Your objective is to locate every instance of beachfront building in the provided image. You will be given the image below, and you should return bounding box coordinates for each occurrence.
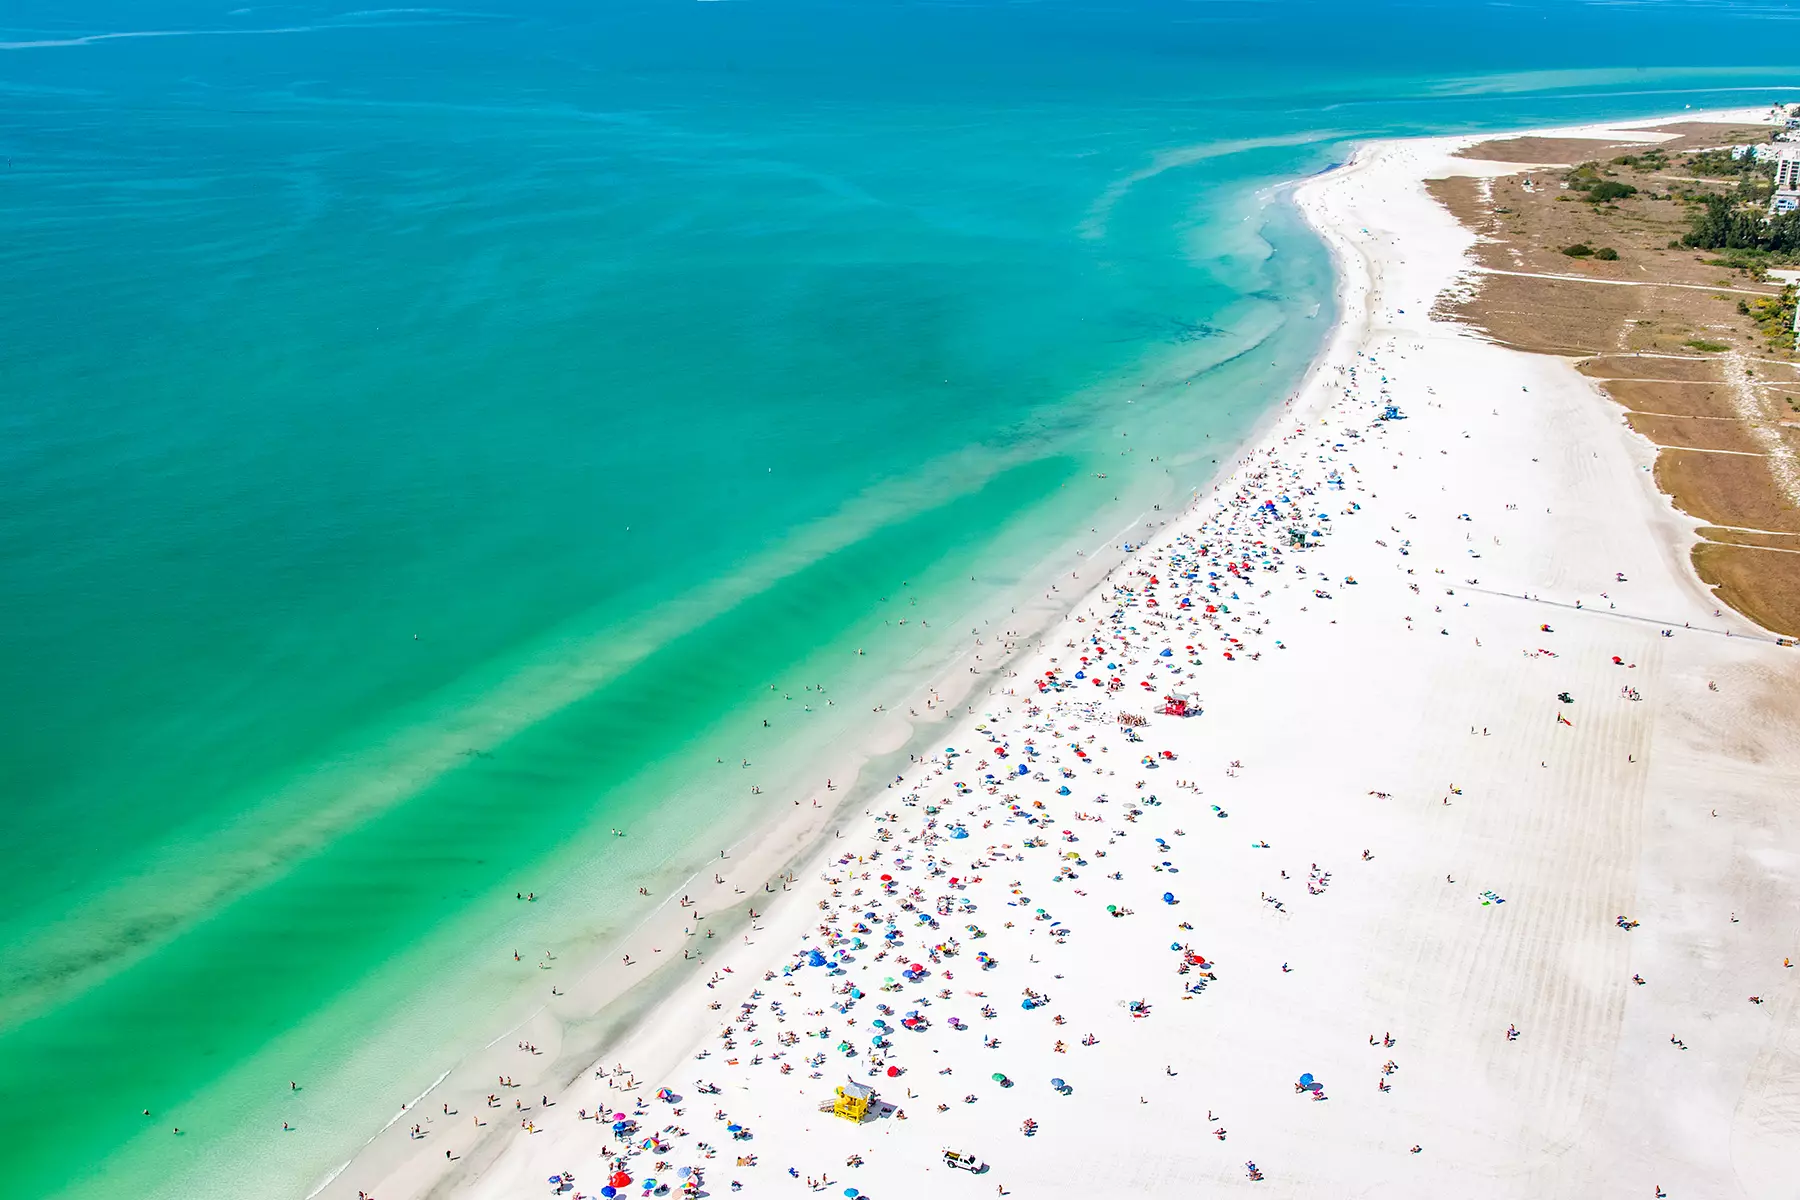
[1776,146,1800,190]
[1770,147,1800,213]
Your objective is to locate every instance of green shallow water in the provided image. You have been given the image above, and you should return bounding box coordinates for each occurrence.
[2,0,1797,1193]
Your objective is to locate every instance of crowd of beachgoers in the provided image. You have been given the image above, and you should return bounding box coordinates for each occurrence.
[333,112,1800,1200]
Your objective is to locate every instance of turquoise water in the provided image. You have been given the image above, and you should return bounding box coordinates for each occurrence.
[0,1,1795,1194]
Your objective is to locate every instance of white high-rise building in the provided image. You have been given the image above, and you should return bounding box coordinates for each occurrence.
[1776,146,1800,191]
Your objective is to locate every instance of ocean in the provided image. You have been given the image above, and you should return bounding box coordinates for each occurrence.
[0,1,1792,1194]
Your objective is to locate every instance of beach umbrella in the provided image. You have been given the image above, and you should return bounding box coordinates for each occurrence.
[601,1189,616,1199]
[1163,892,1176,904]
[993,1072,1007,1081]
[726,1124,742,1133]
[846,1190,861,1198]
[677,1167,692,1179]
[887,1066,901,1077]
[611,1172,633,1188]
[1051,1078,1066,1090]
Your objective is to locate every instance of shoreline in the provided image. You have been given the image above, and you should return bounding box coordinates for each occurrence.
[334,107,1800,1200]
[297,297,1305,1200]
[301,174,1342,1200]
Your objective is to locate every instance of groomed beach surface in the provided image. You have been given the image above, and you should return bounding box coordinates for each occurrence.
[333,109,1800,1200]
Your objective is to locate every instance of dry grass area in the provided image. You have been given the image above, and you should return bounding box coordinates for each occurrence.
[1626,412,1765,453]
[1654,450,1800,533]
[1455,136,1659,165]
[1433,260,1639,356]
[1698,524,1800,550]
[1693,541,1800,635]
[1579,359,1729,385]
[1599,379,1740,418]
[1617,122,1778,150]
[1454,125,1772,164]
[1429,122,1800,634]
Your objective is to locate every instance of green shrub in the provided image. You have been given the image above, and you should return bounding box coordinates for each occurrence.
[1563,243,1594,257]
[1743,284,1798,348]
[1586,181,1638,203]
[1685,338,1730,352]
[1594,247,1619,261]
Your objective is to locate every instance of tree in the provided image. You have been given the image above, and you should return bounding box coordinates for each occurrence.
[1682,193,1800,253]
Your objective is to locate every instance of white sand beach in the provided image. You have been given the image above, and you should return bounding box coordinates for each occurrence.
[331,111,1800,1200]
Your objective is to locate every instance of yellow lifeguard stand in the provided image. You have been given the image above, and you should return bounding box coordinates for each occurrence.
[832,1080,875,1122]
